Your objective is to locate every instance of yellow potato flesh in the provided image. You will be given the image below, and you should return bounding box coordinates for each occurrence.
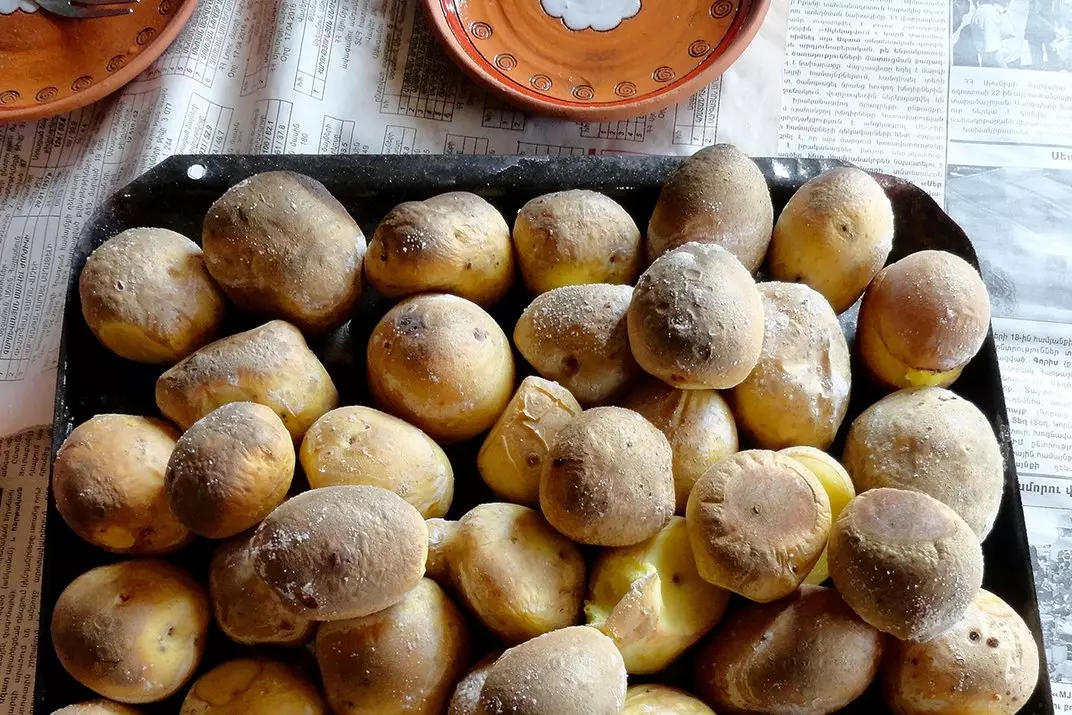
[780,446,854,585]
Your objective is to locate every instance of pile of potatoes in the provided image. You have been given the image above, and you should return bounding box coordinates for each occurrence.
[51,146,1041,715]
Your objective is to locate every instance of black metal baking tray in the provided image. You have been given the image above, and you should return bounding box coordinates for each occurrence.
[38,154,1052,714]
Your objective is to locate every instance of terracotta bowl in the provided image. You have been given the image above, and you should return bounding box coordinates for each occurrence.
[424,0,770,121]
[0,0,196,122]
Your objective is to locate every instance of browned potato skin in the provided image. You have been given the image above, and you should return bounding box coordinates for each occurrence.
[179,658,326,714]
[623,380,738,513]
[367,294,515,444]
[50,560,209,704]
[79,228,225,364]
[300,406,454,518]
[623,685,714,714]
[51,701,143,715]
[477,377,582,506]
[828,488,984,641]
[476,626,627,715]
[53,414,189,555]
[647,144,773,271]
[202,170,365,333]
[540,406,675,547]
[250,485,428,621]
[155,319,339,441]
[316,579,470,715]
[514,283,640,405]
[448,653,501,715]
[883,589,1040,715]
[209,532,316,646]
[694,585,885,715]
[367,192,514,307]
[513,190,642,294]
[166,402,294,539]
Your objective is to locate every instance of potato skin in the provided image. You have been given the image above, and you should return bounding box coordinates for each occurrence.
[513,190,642,294]
[300,406,454,518]
[623,379,738,513]
[514,283,640,405]
[882,589,1040,715]
[628,242,765,390]
[79,228,225,364]
[623,685,714,715]
[53,414,189,555]
[50,560,209,704]
[179,658,326,714]
[166,402,294,539]
[477,377,582,506]
[367,294,515,444]
[250,485,427,621]
[540,406,675,546]
[732,282,851,450]
[315,579,470,715]
[209,532,316,646]
[50,701,143,715]
[694,585,885,715]
[202,170,365,333]
[155,319,339,441]
[647,144,773,270]
[770,166,894,314]
[448,653,501,715]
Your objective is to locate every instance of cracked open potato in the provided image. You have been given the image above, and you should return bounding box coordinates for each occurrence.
[179,658,325,715]
[780,446,855,586]
[623,685,714,715]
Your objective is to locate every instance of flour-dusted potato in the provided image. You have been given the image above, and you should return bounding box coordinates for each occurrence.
[448,653,501,715]
[202,170,366,333]
[316,579,470,715]
[623,685,714,715]
[166,402,294,539]
[79,228,225,364]
[250,485,427,621]
[732,282,851,450]
[780,446,855,586]
[514,283,640,405]
[156,319,339,441]
[427,502,586,643]
[513,189,642,294]
[770,167,895,313]
[367,294,515,444]
[208,532,316,646]
[367,192,514,307]
[647,144,774,271]
[50,560,210,704]
[300,406,454,518]
[179,658,326,714]
[53,414,189,555]
[51,701,143,715]
[628,242,765,390]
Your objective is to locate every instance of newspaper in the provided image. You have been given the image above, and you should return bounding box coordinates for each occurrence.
[1,0,1071,710]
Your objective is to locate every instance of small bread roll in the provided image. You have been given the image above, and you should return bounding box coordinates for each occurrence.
[53,414,189,554]
[300,406,454,518]
[694,585,885,715]
[250,485,427,621]
[858,250,991,389]
[780,446,855,586]
[732,282,851,450]
[79,228,225,364]
[628,242,764,390]
[647,144,773,270]
[770,167,895,313]
[179,658,326,714]
[623,685,714,715]
[51,701,142,715]
[540,406,674,546]
[367,192,514,306]
[514,284,641,405]
[427,502,586,643]
[448,653,500,715]
[316,579,469,715]
[844,386,1003,539]
[50,560,209,704]
[156,319,338,441]
[686,450,831,602]
[208,532,316,646]
[513,190,642,294]
[477,376,582,506]
[829,488,984,641]
[476,626,627,715]
[202,170,365,333]
[367,294,515,444]
[166,402,294,539]
[883,589,1040,714]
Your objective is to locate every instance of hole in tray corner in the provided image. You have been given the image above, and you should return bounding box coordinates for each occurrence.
[187,163,207,180]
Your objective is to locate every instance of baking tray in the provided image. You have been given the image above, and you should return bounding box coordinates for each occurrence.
[38,154,1053,714]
